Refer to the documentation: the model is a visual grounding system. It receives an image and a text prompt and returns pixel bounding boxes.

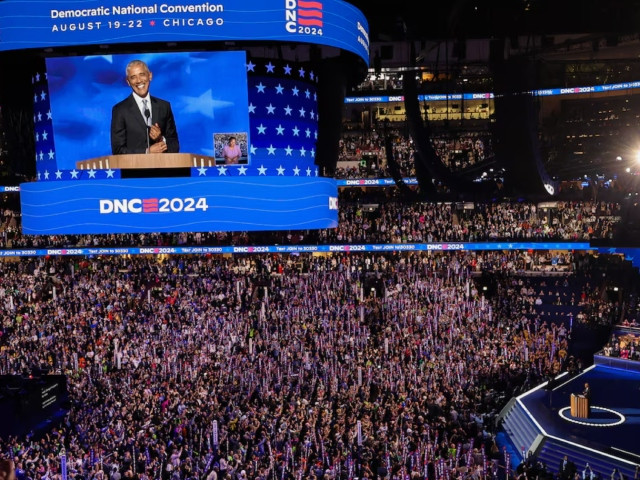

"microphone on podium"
[144,108,151,153]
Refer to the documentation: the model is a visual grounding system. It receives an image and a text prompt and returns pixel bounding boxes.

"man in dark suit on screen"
[111,59,179,155]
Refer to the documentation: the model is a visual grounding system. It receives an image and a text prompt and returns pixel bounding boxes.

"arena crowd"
[0,199,622,249]
[336,131,494,179]
[0,249,623,480]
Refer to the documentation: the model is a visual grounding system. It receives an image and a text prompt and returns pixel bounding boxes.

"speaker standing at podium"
[582,382,591,417]
[111,60,180,155]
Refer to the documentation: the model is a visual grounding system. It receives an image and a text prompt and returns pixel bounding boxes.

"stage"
[501,364,640,477]
[522,365,640,457]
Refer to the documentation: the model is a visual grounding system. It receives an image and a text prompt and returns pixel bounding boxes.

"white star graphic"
[284,64,292,75]
[55,170,62,179]
[257,124,267,134]
[37,172,41,180]
[257,165,268,175]
[39,151,44,161]
[298,67,305,77]
[292,126,300,136]
[299,107,306,117]
[88,169,97,178]
[34,94,38,103]
[300,147,306,157]
[284,105,292,116]
[106,169,115,178]
[266,103,276,114]
[276,165,285,175]
[40,91,46,101]
[48,149,55,160]
[267,145,276,155]
[314,92,317,101]
[314,130,318,139]
[285,146,293,156]
[310,110,315,119]
[291,86,299,96]
[217,165,228,175]
[250,145,257,155]
[293,166,301,176]
[248,103,256,113]
[305,89,311,99]
[35,72,40,82]
[42,130,48,141]
[37,112,42,122]
[70,169,79,179]
[315,168,318,176]
[47,110,52,120]
[266,62,275,73]
[237,165,248,175]
[310,71,315,80]
[256,82,266,93]
[306,167,312,176]
[275,84,284,94]
[182,89,233,118]
[35,132,39,142]
[43,170,50,180]
[35,153,38,162]
[246,61,256,72]
[311,148,315,158]
[305,128,311,138]
[276,124,285,135]
[197,166,208,176]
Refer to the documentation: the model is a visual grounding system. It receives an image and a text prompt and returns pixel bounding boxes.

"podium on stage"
[570,393,589,418]
[76,153,219,170]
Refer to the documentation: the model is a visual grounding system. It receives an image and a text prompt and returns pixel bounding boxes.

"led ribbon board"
[0,0,369,64]
[20,177,339,234]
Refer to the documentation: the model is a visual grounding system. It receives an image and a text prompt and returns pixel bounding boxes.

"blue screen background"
[46,51,250,169]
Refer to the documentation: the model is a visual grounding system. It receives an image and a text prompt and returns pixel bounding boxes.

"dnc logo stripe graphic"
[142,198,159,213]
[297,1,323,27]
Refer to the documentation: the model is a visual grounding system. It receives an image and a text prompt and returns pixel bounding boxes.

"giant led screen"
[20,51,338,234]
[46,51,250,170]
[4,0,371,234]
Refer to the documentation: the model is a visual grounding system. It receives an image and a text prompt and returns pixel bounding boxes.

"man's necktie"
[142,99,151,126]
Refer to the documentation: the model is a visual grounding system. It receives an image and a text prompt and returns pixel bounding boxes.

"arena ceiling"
[350,0,640,41]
